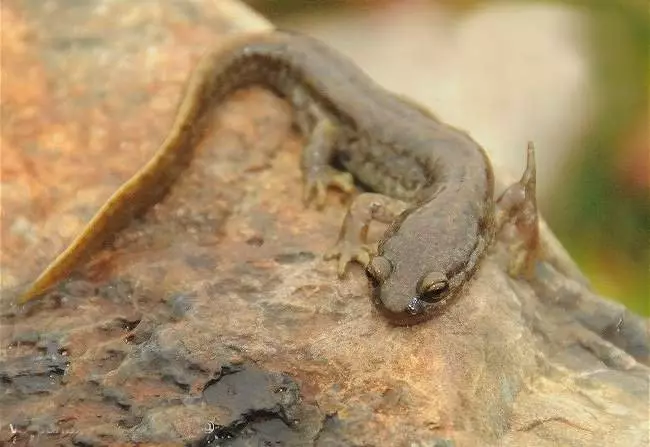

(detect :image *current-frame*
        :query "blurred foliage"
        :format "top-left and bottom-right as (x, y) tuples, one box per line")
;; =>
(246, 0), (361, 18)
(547, 0), (649, 316)
(245, 0), (648, 315)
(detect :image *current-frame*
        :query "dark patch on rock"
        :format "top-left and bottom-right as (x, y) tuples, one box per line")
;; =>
(196, 363), (305, 445)
(313, 413), (344, 446)
(196, 416), (308, 447)
(93, 316), (142, 342)
(118, 413), (144, 429)
(72, 433), (108, 447)
(92, 345), (129, 376)
(168, 292), (196, 320)
(96, 278), (136, 304)
(35, 335), (65, 355)
(205, 279), (249, 299)
(117, 316), (142, 332)
(0, 351), (69, 401)
(125, 317), (156, 345)
(203, 364), (300, 420)
(258, 301), (317, 329)
(205, 275), (262, 298)
(116, 331), (206, 392)
(185, 253), (219, 271)
(274, 251), (316, 264)
(101, 386), (133, 411)
(245, 234), (265, 246)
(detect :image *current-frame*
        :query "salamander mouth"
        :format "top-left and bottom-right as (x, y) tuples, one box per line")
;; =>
(374, 301), (439, 326)
(370, 288), (451, 327)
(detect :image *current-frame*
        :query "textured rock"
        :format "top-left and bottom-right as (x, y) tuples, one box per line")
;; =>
(1, 1), (648, 446)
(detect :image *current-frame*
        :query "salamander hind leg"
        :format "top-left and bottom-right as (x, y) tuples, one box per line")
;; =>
(301, 117), (355, 208)
(325, 193), (408, 277)
(495, 141), (540, 278)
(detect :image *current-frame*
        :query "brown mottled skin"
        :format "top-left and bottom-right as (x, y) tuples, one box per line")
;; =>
(18, 30), (537, 326)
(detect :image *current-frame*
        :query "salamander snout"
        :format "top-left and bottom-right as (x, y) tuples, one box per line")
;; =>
(367, 255), (451, 325)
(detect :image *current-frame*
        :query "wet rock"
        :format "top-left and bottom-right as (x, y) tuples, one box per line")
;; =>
(192, 363), (319, 446)
(0, 351), (69, 399)
(72, 433), (107, 447)
(203, 364), (300, 421)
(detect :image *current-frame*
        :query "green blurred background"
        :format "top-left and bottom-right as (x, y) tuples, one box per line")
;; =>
(246, 0), (648, 315)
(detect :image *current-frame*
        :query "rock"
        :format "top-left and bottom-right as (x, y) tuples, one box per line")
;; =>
(1, 1), (647, 446)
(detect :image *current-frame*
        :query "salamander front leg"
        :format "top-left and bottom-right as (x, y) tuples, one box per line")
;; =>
(325, 193), (408, 277)
(495, 141), (540, 278)
(301, 118), (355, 208)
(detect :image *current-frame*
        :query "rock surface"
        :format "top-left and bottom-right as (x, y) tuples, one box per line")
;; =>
(1, 1), (648, 446)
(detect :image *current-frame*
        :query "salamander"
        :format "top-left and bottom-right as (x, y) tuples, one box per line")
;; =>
(17, 30), (539, 325)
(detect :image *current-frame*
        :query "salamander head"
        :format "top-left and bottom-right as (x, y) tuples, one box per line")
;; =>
(365, 253), (460, 326)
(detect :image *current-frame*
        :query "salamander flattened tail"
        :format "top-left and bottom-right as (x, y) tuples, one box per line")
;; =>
(324, 193), (409, 277)
(17, 175), (148, 304)
(18, 227), (100, 304)
(16, 44), (221, 304)
(495, 141), (540, 278)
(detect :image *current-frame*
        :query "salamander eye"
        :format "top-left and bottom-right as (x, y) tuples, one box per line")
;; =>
(416, 271), (449, 303)
(366, 256), (392, 286)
